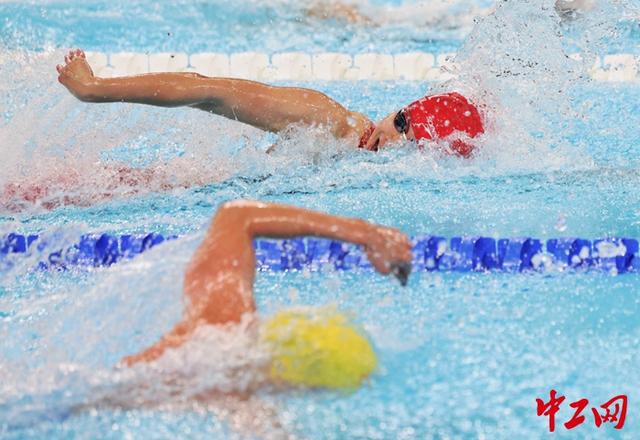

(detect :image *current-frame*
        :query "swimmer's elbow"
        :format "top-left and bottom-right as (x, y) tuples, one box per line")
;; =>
(219, 200), (262, 214)
(213, 200), (284, 237)
(214, 200), (264, 228)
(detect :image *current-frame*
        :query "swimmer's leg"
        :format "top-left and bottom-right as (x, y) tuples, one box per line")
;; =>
(57, 49), (368, 140)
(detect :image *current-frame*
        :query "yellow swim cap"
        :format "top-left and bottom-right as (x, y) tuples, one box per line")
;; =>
(260, 307), (377, 390)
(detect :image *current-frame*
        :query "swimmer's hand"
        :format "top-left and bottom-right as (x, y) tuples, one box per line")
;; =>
(56, 49), (98, 101)
(119, 320), (195, 366)
(365, 226), (412, 286)
(365, 112), (405, 151)
(390, 262), (411, 287)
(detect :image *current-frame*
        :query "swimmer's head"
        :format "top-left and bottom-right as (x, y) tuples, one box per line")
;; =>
(260, 307), (377, 390)
(373, 92), (484, 157)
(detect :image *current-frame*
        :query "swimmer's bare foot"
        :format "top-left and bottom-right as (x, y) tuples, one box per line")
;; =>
(56, 49), (99, 101)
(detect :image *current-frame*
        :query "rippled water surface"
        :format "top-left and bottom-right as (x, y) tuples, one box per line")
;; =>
(1, 0), (640, 438)
(0, 0), (491, 53)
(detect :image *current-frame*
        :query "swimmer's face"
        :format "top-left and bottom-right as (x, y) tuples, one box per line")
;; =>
(367, 110), (415, 150)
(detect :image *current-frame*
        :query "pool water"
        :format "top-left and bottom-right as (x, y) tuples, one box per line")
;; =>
(0, 0), (493, 54)
(1, 0), (638, 54)
(2, 0), (640, 438)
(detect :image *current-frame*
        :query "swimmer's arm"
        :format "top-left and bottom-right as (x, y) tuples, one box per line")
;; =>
(57, 50), (365, 138)
(123, 201), (412, 366)
(94, 75), (364, 137)
(121, 320), (196, 366)
(194, 200), (413, 280)
(181, 200), (412, 314)
(244, 202), (384, 244)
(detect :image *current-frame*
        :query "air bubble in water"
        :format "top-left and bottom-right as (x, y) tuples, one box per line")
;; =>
(555, 214), (568, 232)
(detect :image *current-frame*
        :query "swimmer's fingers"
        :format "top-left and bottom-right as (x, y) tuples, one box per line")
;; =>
(64, 49), (82, 65)
(120, 352), (146, 367)
(376, 133), (387, 151)
(365, 228), (413, 281)
(56, 64), (63, 73)
(365, 127), (383, 151)
(364, 128), (377, 150)
(391, 262), (412, 287)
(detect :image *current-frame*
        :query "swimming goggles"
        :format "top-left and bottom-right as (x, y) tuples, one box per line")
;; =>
(393, 109), (409, 140)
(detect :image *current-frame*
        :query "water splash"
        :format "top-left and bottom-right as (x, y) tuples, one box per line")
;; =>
(1, 3), (639, 439)
(432, 0), (639, 173)
(0, 234), (277, 434)
(432, 1), (576, 168)
(0, 50), (255, 211)
(1, 1), (635, 212)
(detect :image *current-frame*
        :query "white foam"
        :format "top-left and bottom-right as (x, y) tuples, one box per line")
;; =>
(0, 2), (635, 210)
(434, 0), (599, 171)
(0, 50), (275, 212)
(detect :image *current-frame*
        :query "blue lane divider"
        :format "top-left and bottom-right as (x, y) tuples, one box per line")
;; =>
(1, 233), (639, 273)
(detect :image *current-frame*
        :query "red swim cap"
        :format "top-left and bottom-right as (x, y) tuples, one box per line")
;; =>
(405, 92), (484, 157)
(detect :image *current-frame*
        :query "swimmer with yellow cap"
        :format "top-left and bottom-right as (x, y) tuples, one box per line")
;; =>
(122, 200), (412, 391)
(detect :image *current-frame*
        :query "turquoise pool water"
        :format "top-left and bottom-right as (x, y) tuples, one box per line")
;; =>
(2, 0), (640, 438)
(0, 0), (485, 54)
(1, 0), (638, 54)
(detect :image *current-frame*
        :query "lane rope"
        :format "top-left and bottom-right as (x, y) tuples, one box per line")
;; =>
(1, 232), (638, 273)
(82, 51), (640, 83)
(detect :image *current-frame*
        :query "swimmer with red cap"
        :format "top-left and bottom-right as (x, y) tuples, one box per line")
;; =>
(58, 49), (485, 159)
(359, 92), (484, 157)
